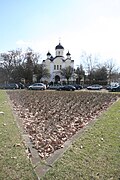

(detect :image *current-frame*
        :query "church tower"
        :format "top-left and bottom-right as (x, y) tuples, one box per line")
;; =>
(66, 51), (71, 59)
(55, 42), (64, 56)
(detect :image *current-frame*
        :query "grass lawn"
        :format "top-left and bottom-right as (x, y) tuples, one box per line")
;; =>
(42, 98), (120, 180)
(0, 91), (37, 180)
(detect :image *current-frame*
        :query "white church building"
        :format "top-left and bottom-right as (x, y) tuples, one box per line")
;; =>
(41, 42), (75, 84)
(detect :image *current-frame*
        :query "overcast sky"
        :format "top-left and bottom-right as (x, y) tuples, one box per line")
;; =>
(0, 0), (120, 68)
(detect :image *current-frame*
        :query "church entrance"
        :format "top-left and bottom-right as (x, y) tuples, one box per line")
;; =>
(55, 75), (60, 84)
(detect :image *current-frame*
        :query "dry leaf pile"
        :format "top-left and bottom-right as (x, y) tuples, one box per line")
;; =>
(7, 91), (118, 159)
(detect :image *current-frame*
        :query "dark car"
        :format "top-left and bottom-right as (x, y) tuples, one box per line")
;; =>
(5, 83), (18, 89)
(48, 84), (61, 90)
(0, 84), (6, 89)
(109, 85), (120, 92)
(106, 85), (112, 90)
(87, 84), (103, 90)
(105, 85), (116, 91)
(17, 83), (25, 89)
(57, 85), (76, 91)
(4, 83), (18, 89)
(73, 84), (83, 90)
(0, 83), (19, 89)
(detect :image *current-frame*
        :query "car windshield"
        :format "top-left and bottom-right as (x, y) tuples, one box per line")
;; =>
(92, 85), (100, 87)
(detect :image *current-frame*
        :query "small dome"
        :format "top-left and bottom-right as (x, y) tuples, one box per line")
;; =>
(50, 55), (53, 60)
(66, 51), (71, 56)
(55, 43), (64, 50)
(47, 51), (51, 56)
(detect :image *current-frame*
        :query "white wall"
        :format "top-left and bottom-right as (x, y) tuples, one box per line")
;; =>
(55, 49), (64, 56)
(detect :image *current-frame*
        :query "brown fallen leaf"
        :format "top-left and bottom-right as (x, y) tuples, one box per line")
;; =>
(14, 143), (21, 147)
(0, 111), (4, 115)
(80, 145), (83, 149)
(11, 156), (17, 159)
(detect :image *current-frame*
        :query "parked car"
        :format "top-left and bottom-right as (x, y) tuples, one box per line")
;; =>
(0, 84), (6, 89)
(8, 83), (18, 89)
(1, 83), (19, 89)
(73, 84), (83, 90)
(87, 84), (103, 90)
(109, 85), (120, 92)
(105, 85), (112, 90)
(57, 85), (76, 91)
(28, 83), (46, 90)
(17, 83), (25, 89)
(48, 84), (61, 90)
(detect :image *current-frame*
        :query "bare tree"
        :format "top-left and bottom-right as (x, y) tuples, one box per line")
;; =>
(61, 66), (74, 84)
(81, 52), (98, 84)
(75, 64), (85, 84)
(104, 59), (119, 84)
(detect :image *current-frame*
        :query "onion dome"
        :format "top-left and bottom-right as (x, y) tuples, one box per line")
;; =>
(55, 43), (64, 50)
(66, 51), (71, 56)
(47, 51), (51, 56)
(50, 55), (53, 60)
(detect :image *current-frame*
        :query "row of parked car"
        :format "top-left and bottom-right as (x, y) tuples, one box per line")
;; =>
(0, 83), (25, 89)
(87, 84), (120, 92)
(27, 83), (82, 91)
(48, 84), (120, 92)
(27, 83), (120, 92)
(0, 82), (120, 92)
(48, 84), (83, 91)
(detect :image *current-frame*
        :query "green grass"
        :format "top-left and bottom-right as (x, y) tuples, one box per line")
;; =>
(42, 99), (120, 180)
(0, 91), (37, 180)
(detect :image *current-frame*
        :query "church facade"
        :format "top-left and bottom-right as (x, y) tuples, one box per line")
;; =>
(41, 43), (75, 84)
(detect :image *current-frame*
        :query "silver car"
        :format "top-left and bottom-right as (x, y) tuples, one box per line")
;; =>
(87, 84), (103, 90)
(28, 83), (46, 90)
